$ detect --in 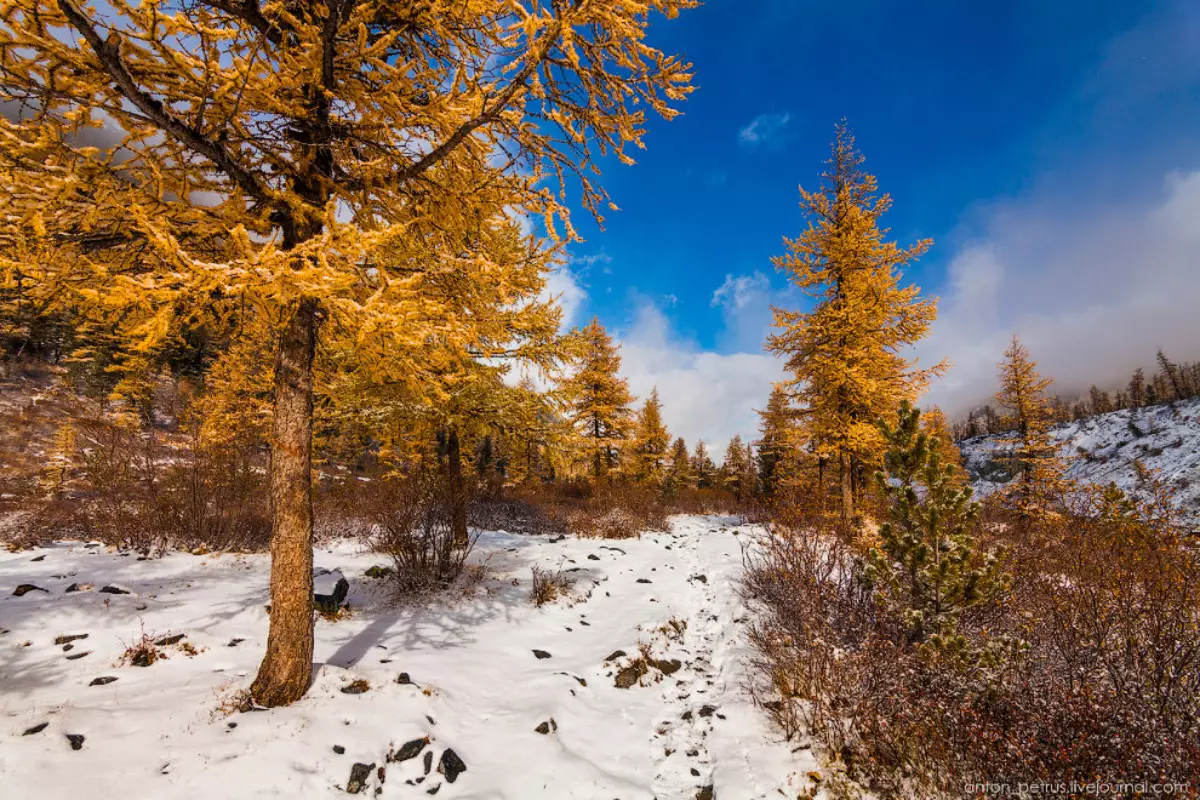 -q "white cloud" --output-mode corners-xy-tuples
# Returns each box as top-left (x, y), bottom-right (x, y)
(542, 264), (586, 331)
(738, 112), (793, 147)
(919, 170), (1200, 416)
(617, 300), (783, 461)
